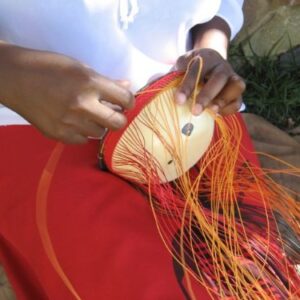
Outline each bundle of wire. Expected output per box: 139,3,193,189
37,65,300,300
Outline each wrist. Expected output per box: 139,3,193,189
191,16,230,59
0,42,24,108
0,42,45,112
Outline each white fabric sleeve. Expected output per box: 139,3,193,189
216,0,244,40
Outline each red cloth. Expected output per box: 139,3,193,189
0,114,258,300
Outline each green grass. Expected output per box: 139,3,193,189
229,45,300,130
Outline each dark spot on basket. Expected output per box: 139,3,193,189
182,123,194,136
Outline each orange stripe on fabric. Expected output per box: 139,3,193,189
36,142,82,300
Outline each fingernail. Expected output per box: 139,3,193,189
116,79,131,88
175,92,186,105
113,114,127,129
128,97,136,109
192,104,202,115
231,75,240,81
125,94,135,110
211,104,219,113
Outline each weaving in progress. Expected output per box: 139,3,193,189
3,1,299,299
36,66,300,300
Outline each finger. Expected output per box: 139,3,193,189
92,74,135,109
62,111,107,138
100,100,123,112
214,75,246,108
116,79,131,89
64,133,88,144
54,125,88,144
75,119,107,138
175,57,202,104
219,97,243,116
80,97,127,130
193,69,231,115
174,50,193,70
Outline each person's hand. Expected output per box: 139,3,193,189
174,48,245,116
0,46,134,144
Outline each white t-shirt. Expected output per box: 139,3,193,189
0,0,244,125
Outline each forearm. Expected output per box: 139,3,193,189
190,16,231,59
0,41,80,112
175,16,245,115
0,41,27,110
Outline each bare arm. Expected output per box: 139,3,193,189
175,17,245,116
191,16,230,58
0,41,134,144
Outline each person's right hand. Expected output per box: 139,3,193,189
0,45,134,144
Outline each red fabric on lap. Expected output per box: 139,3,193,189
0,114,258,299
0,125,212,300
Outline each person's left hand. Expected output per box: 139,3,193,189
174,48,246,116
